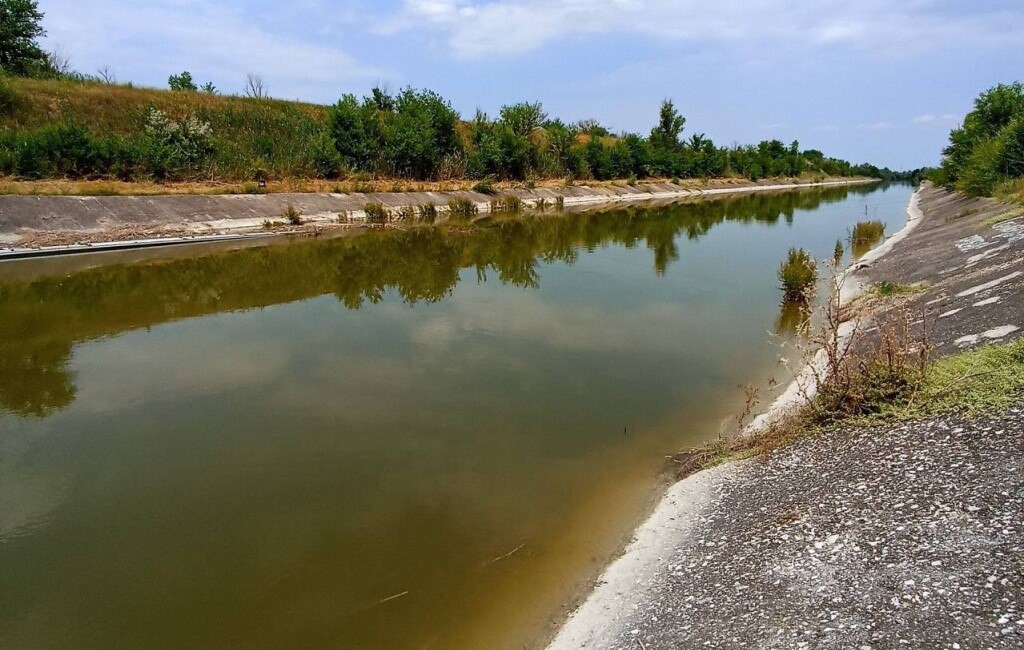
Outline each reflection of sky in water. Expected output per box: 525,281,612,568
0,184,915,649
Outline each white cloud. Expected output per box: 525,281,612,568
40,0,385,100
912,113,961,125
385,0,1024,60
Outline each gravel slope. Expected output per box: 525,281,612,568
553,406,1024,649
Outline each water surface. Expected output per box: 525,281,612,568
0,183,913,649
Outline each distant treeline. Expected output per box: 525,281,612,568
0,75,911,185
932,82,1024,198
0,0,914,186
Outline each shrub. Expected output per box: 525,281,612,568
473,177,497,194
417,202,437,223
364,202,388,223
850,220,885,244
308,132,343,179
778,247,818,301
282,204,303,224
448,197,478,217
490,194,522,213
957,137,1004,197
142,107,214,180
168,71,197,91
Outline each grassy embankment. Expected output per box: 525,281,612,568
0,76,889,197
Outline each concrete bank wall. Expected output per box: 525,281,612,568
0,179,873,246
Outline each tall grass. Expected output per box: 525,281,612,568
448,198,478,218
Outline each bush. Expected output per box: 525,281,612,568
142,107,214,180
957,137,1003,197
308,131,343,179
168,71,197,91
417,202,437,222
282,204,302,225
364,202,388,223
472,177,497,194
778,247,818,301
447,197,478,217
490,194,522,213
850,220,885,244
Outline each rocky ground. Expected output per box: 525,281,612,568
556,407,1023,649
550,185,1024,649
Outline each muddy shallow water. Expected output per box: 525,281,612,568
0,183,912,649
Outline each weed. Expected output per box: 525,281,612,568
778,247,818,302
554,196,565,211
850,220,885,245
282,204,302,225
627,174,638,187
832,239,844,267
875,281,927,297
982,207,1024,227
490,194,523,213
417,202,437,223
473,178,497,195
534,197,549,212
448,197,478,218
242,181,265,195
364,202,388,223
395,205,416,221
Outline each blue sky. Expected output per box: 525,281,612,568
37,0,1024,170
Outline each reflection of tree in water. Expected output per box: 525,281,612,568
774,300,812,338
0,184,862,418
0,341,76,417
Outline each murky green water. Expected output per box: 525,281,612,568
0,183,912,649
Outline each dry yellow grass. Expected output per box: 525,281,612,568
4,77,326,133
0,175,835,197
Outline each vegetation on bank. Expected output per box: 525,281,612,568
0,75,907,187
0,1,916,188
934,81,1024,200
677,307,1024,476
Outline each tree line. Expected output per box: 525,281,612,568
933,82,1024,197
0,0,908,185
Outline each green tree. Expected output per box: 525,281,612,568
327,94,371,170
168,71,197,91
0,0,47,75
650,99,685,150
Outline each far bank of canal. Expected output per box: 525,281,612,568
0,182,913,649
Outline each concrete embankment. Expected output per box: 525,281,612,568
549,184,1024,649
0,178,871,254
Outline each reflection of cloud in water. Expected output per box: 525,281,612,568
409,291,719,355
73,330,291,414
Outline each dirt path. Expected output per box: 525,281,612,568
549,184,1024,649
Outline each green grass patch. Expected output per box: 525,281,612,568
982,207,1024,227
874,338,1024,420
874,281,927,297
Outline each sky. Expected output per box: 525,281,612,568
36,0,1024,170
